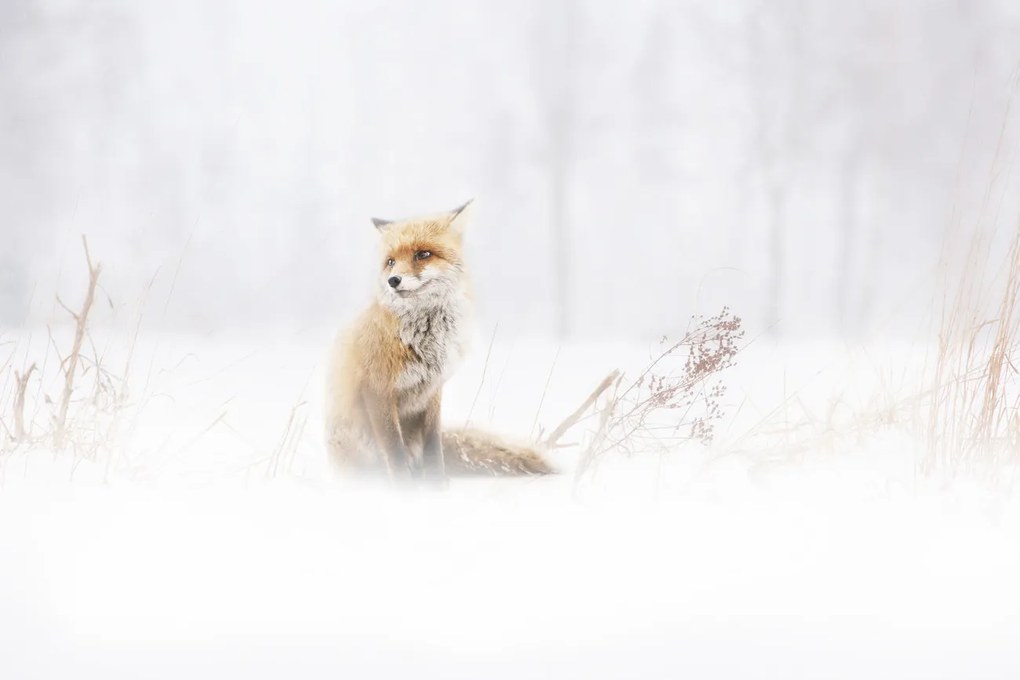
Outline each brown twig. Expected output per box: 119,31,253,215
543,369,620,449
13,363,38,442
54,235,101,449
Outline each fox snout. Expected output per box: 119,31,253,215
385,271,425,293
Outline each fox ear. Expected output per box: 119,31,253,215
371,217,393,231
448,198,474,233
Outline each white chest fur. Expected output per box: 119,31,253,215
393,294,471,414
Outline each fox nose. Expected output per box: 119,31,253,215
387,275,402,289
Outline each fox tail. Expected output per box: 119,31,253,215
442,428,554,476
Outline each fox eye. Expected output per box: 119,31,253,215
415,250,431,261
386,258,395,268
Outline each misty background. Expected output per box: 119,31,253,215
2,0,1020,340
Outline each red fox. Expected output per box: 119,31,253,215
326,200,552,481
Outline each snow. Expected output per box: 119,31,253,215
2,329,1020,679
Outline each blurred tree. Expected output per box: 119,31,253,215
745,0,809,334
0,2,43,323
530,0,579,339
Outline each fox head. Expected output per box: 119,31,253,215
372,200,473,310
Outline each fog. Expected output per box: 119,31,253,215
4,0,1019,339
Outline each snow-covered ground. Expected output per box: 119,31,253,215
2,327,1020,678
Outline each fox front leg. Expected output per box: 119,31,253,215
420,390,446,485
398,395,444,486
361,389,413,480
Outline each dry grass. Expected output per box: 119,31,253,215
0,234,323,485
923,82,1020,475
926,219,1020,474
0,237,130,467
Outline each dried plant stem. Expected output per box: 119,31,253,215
543,308,743,478
13,363,37,442
544,369,620,449
54,236,101,450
